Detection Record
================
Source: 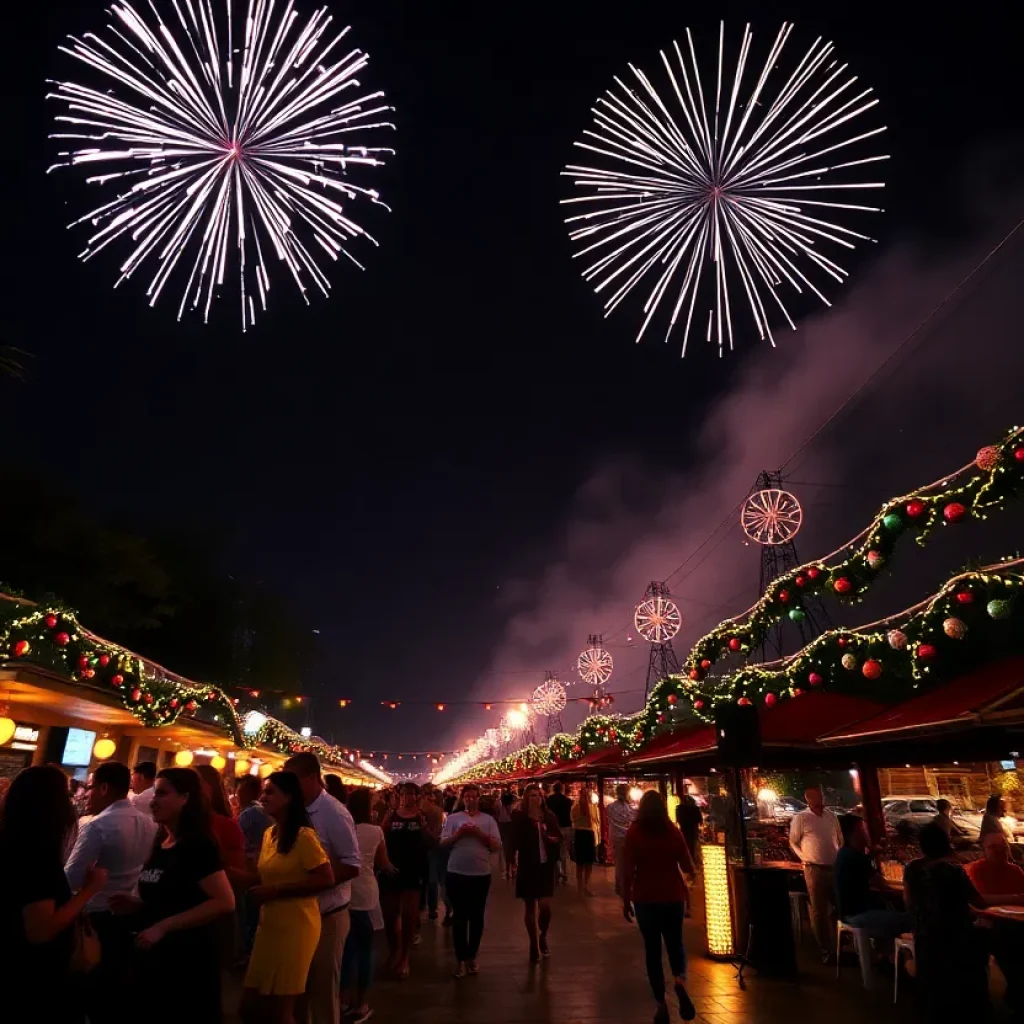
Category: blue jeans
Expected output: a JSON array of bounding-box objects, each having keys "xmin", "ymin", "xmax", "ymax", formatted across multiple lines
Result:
[
  {"xmin": 340, "ymin": 909, "xmax": 374, "ymax": 998},
  {"xmin": 420, "ymin": 849, "xmax": 440, "ymax": 914},
  {"xmin": 634, "ymin": 902, "xmax": 687, "ymax": 1001},
  {"xmin": 844, "ymin": 909, "xmax": 912, "ymax": 936}
]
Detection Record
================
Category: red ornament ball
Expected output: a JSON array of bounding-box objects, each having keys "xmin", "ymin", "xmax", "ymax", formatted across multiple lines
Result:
[
  {"xmin": 862, "ymin": 659, "xmax": 883, "ymax": 680},
  {"xmin": 608, "ymin": 729, "xmax": 617, "ymax": 741},
  {"xmin": 795, "ymin": 575, "xmax": 806, "ymax": 588},
  {"xmin": 81, "ymin": 668, "xmax": 95, "ymax": 680},
  {"xmin": 778, "ymin": 589, "xmax": 790, "ymax": 603},
  {"xmin": 78, "ymin": 654, "xmax": 90, "ymax": 669},
  {"xmin": 807, "ymin": 567, "xmax": 822, "ymax": 580},
  {"xmin": 169, "ymin": 698, "xmax": 179, "ymax": 709},
  {"xmin": 792, "ymin": 688, "xmax": 805, "ymax": 697},
  {"xmin": 808, "ymin": 672, "xmax": 824, "ymax": 687},
  {"xmin": 833, "ymin": 577, "xmax": 853, "ymax": 595},
  {"xmin": 45, "ymin": 614, "xmax": 58, "ymax": 629},
  {"xmin": 837, "ymin": 637, "xmax": 849, "ymax": 648},
  {"xmin": 98, "ymin": 654, "xmax": 110, "ymax": 667},
  {"xmin": 688, "ymin": 668, "xmax": 701, "ymax": 681},
  {"xmin": 1014, "ymin": 447, "xmax": 1024, "ymax": 464},
  {"xmin": 906, "ymin": 499, "xmax": 927, "ymax": 519},
  {"xmin": 143, "ymin": 693, "xmax": 154, "ymax": 705},
  {"xmin": 693, "ymin": 700, "xmax": 704, "ymax": 711},
  {"xmin": 737, "ymin": 697, "xmax": 752, "ymax": 706},
  {"xmin": 572, "ymin": 744, "xmax": 582, "ymax": 754},
  {"xmin": 976, "ymin": 445, "xmax": 1001, "ymax": 471},
  {"xmin": 130, "ymin": 688, "xmax": 141, "ymax": 702},
  {"xmin": 764, "ymin": 692, "xmax": 777, "ymax": 708},
  {"xmin": 111, "ymin": 673, "xmax": 124, "ymax": 686},
  {"xmin": 916, "ymin": 643, "xmax": 938, "ymax": 661},
  {"xmin": 728, "ymin": 637, "xmax": 742, "ymax": 652},
  {"xmin": 700, "ymin": 659, "xmax": 711, "ymax": 670},
  {"xmin": 185, "ymin": 699, "xmax": 198, "ymax": 712},
  {"xmin": 656, "ymin": 714, "xmax": 665, "ymax": 724},
  {"xmin": 12, "ymin": 639, "xmax": 30, "ymax": 657},
  {"xmin": 943, "ymin": 502, "xmax": 967, "ymax": 524},
  {"xmin": 955, "ymin": 590, "xmax": 974, "ymax": 605},
  {"xmin": 54, "ymin": 632, "xmax": 70, "ymax": 647},
  {"xmin": 667, "ymin": 693, "xmax": 678, "ymax": 706}
]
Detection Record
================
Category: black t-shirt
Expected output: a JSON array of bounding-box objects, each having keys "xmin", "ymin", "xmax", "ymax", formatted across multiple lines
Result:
[
  {"xmin": 0, "ymin": 844, "xmax": 76, "ymax": 1017},
  {"xmin": 547, "ymin": 793, "xmax": 573, "ymax": 829},
  {"xmin": 383, "ymin": 813, "xmax": 429, "ymax": 888},
  {"xmin": 835, "ymin": 846, "xmax": 882, "ymax": 920},
  {"xmin": 138, "ymin": 834, "xmax": 222, "ymax": 949}
]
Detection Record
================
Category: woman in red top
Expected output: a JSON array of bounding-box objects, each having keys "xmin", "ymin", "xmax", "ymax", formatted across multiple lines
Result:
[{"xmin": 622, "ymin": 791, "xmax": 696, "ymax": 1024}]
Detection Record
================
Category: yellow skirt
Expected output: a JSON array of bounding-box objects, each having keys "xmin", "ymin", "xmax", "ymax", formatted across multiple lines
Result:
[{"xmin": 243, "ymin": 897, "xmax": 322, "ymax": 996}]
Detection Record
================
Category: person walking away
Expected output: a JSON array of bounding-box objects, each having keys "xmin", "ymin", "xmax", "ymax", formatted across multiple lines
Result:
[
  {"xmin": 511, "ymin": 784, "xmax": 562, "ymax": 962},
  {"xmin": 130, "ymin": 761, "xmax": 157, "ymax": 816},
  {"xmin": 966, "ymin": 833, "xmax": 1024, "ymax": 1015},
  {"xmin": 676, "ymin": 795, "xmax": 703, "ymax": 916},
  {"xmin": 0, "ymin": 764, "xmax": 109, "ymax": 1023},
  {"xmin": 441, "ymin": 784, "xmax": 501, "ymax": 977},
  {"xmin": 379, "ymin": 782, "xmax": 432, "ymax": 979},
  {"xmin": 546, "ymin": 782, "xmax": 574, "ymax": 886},
  {"xmin": 496, "ymin": 787, "xmax": 516, "ymax": 879},
  {"xmin": 980, "ymin": 794, "xmax": 1015, "ymax": 842},
  {"xmin": 420, "ymin": 787, "xmax": 444, "ymax": 924},
  {"xmin": 904, "ymin": 823, "xmax": 989, "ymax": 1021},
  {"xmin": 789, "ymin": 785, "xmax": 841, "ymax": 962},
  {"xmin": 236, "ymin": 773, "xmax": 270, "ymax": 955},
  {"xmin": 109, "ymin": 767, "xmax": 235, "ymax": 1024},
  {"xmin": 342, "ymin": 788, "xmax": 398, "ymax": 1023},
  {"xmin": 238, "ymin": 771, "xmax": 334, "ymax": 1024},
  {"xmin": 607, "ymin": 784, "xmax": 636, "ymax": 897},
  {"xmin": 65, "ymin": 760, "xmax": 157, "ymax": 1024},
  {"xmin": 622, "ymin": 791, "xmax": 697, "ymax": 1024},
  {"xmin": 571, "ymin": 786, "xmax": 601, "ymax": 897},
  {"xmin": 283, "ymin": 753, "xmax": 361, "ymax": 1024}
]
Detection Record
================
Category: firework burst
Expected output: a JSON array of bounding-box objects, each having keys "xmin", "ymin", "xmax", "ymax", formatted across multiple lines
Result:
[
  {"xmin": 48, "ymin": 0, "xmax": 395, "ymax": 329},
  {"xmin": 562, "ymin": 22, "xmax": 887, "ymax": 356}
]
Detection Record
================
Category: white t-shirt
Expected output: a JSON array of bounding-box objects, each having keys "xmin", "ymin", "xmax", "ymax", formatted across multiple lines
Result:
[
  {"xmin": 131, "ymin": 786, "xmax": 156, "ymax": 816},
  {"xmin": 351, "ymin": 823, "xmax": 384, "ymax": 912},
  {"xmin": 789, "ymin": 808, "xmax": 842, "ymax": 866},
  {"xmin": 441, "ymin": 811, "xmax": 501, "ymax": 876}
]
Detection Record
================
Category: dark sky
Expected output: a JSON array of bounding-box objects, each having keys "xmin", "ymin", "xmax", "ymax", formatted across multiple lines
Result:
[{"xmin": 5, "ymin": 1, "xmax": 1024, "ymax": 767}]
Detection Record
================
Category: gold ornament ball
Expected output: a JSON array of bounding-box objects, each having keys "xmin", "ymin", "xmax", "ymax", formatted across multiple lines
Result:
[
  {"xmin": 943, "ymin": 617, "xmax": 967, "ymax": 640},
  {"xmin": 887, "ymin": 629, "xmax": 908, "ymax": 650},
  {"xmin": 841, "ymin": 653, "xmax": 858, "ymax": 671}
]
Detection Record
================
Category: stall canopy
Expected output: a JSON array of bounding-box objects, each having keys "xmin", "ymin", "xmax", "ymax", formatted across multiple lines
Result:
[
  {"xmin": 626, "ymin": 724, "xmax": 717, "ymax": 767},
  {"xmin": 822, "ymin": 656, "xmax": 1024, "ymax": 745},
  {"xmin": 550, "ymin": 746, "xmax": 627, "ymax": 777},
  {"xmin": 759, "ymin": 692, "xmax": 883, "ymax": 746}
]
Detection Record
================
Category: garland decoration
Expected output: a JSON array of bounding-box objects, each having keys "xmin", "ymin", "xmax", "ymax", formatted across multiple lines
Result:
[{"xmin": 683, "ymin": 426, "xmax": 1024, "ymax": 678}]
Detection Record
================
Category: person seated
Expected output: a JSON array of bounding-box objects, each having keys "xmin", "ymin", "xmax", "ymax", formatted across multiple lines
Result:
[
  {"xmin": 834, "ymin": 814, "xmax": 911, "ymax": 936},
  {"xmin": 931, "ymin": 799, "xmax": 967, "ymax": 840},
  {"xmin": 966, "ymin": 833, "xmax": 1024, "ymax": 905}
]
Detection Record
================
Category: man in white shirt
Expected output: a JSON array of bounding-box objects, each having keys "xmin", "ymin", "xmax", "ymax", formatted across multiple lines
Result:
[
  {"xmin": 285, "ymin": 752, "xmax": 361, "ymax": 1024},
  {"xmin": 789, "ymin": 785, "xmax": 842, "ymax": 961},
  {"xmin": 65, "ymin": 760, "xmax": 157, "ymax": 1023},
  {"xmin": 606, "ymin": 784, "xmax": 636, "ymax": 896},
  {"xmin": 129, "ymin": 760, "xmax": 157, "ymax": 816}
]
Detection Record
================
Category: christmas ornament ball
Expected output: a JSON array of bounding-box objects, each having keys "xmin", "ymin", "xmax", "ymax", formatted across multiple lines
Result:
[
  {"xmin": 887, "ymin": 629, "xmax": 908, "ymax": 651},
  {"xmin": 789, "ymin": 607, "xmax": 807, "ymax": 623},
  {"xmin": 667, "ymin": 693, "xmax": 678, "ymax": 706},
  {"xmin": 13, "ymin": 639, "xmax": 30, "ymax": 657},
  {"xmin": 807, "ymin": 567, "xmax": 822, "ymax": 580},
  {"xmin": 867, "ymin": 550, "xmax": 885, "ymax": 570},
  {"xmin": 833, "ymin": 576, "xmax": 853, "ymax": 595},
  {"xmin": 882, "ymin": 513, "xmax": 903, "ymax": 531},
  {"xmin": 688, "ymin": 668, "xmax": 701, "ymax": 681},
  {"xmin": 841, "ymin": 653, "xmax": 858, "ymax": 671},
  {"xmin": 764, "ymin": 692, "xmax": 777, "ymax": 708},
  {"xmin": 55, "ymin": 632, "xmax": 70, "ymax": 646},
  {"xmin": 808, "ymin": 671, "xmax": 824, "ymax": 687},
  {"xmin": 737, "ymin": 697, "xmax": 752, "ymax": 706},
  {"xmin": 955, "ymin": 590, "xmax": 974, "ymax": 605},
  {"xmin": 700, "ymin": 659, "xmax": 712, "ymax": 670},
  {"xmin": 943, "ymin": 502, "xmax": 967, "ymax": 524},
  {"xmin": 728, "ymin": 637, "xmax": 742, "ymax": 652},
  {"xmin": 976, "ymin": 445, "xmax": 1000, "ymax": 471},
  {"xmin": 905, "ymin": 499, "xmax": 927, "ymax": 519},
  {"xmin": 943, "ymin": 617, "xmax": 967, "ymax": 639},
  {"xmin": 917, "ymin": 643, "xmax": 938, "ymax": 661},
  {"xmin": 862, "ymin": 658, "xmax": 883, "ymax": 680},
  {"xmin": 45, "ymin": 614, "xmax": 58, "ymax": 628},
  {"xmin": 987, "ymin": 599, "xmax": 1013, "ymax": 621},
  {"xmin": 1014, "ymin": 446, "xmax": 1024, "ymax": 464},
  {"xmin": 693, "ymin": 700, "xmax": 704, "ymax": 711}
]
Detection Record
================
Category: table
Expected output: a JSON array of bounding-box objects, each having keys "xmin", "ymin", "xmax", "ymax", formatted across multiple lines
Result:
[{"xmin": 976, "ymin": 905, "xmax": 1024, "ymax": 923}]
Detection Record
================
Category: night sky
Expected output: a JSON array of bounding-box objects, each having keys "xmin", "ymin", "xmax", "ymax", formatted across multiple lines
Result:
[{"xmin": 5, "ymin": 1, "xmax": 1024, "ymax": 768}]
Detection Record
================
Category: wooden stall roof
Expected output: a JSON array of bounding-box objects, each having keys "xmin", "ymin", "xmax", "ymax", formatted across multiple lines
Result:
[{"xmin": 821, "ymin": 657, "xmax": 1024, "ymax": 745}]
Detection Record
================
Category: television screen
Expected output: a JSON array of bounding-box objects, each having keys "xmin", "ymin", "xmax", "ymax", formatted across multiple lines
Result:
[
  {"xmin": 62, "ymin": 728, "xmax": 96, "ymax": 767},
  {"xmin": 1000, "ymin": 760, "xmax": 1017, "ymax": 771}
]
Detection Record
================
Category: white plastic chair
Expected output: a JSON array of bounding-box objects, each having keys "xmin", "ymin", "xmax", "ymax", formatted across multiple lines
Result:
[
  {"xmin": 893, "ymin": 934, "xmax": 914, "ymax": 1004},
  {"xmin": 836, "ymin": 920, "xmax": 875, "ymax": 989}
]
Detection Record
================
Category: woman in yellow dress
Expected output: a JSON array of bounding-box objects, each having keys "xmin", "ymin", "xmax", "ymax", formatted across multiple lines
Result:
[{"xmin": 240, "ymin": 771, "xmax": 334, "ymax": 1024}]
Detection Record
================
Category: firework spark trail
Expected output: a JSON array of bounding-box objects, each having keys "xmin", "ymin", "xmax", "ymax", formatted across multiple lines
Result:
[
  {"xmin": 48, "ymin": 0, "xmax": 395, "ymax": 329},
  {"xmin": 561, "ymin": 22, "xmax": 888, "ymax": 357}
]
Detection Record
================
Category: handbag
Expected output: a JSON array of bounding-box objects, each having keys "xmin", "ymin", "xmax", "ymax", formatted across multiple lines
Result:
[{"xmin": 70, "ymin": 914, "xmax": 102, "ymax": 975}]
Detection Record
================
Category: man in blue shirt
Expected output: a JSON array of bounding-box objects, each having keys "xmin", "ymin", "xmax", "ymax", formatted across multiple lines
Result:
[
  {"xmin": 65, "ymin": 760, "xmax": 157, "ymax": 1023},
  {"xmin": 834, "ymin": 814, "xmax": 910, "ymax": 935}
]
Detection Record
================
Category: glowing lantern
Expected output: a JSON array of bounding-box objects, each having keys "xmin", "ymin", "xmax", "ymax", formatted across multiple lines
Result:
[
  {"xmin": 174, "ymin": 749, "xmax": 194, "ymax": 767},
  {"xmin": 259, "ymin": 762, "xmax": 274, "ymax": 778},
  {"xmin": 210, "ymin": 754, "xmax": 226, "ymax": 771},
  {"xmin": 234, "ymin": 759, "xmax": 251, "ymax": 776},
  {"xmin": 93, "ymin": 737, "xmax": 117, "ymax": 760},
  {"xmin": 702, "ymin": 844, "xmax": 735, "ymax": 956},
  {"xmin": 0, "ymin": 717, "xmax": 15, "ymax": 746}
]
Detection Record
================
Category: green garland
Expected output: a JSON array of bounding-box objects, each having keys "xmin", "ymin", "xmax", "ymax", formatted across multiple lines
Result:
[
  {"xmin": 0, "ymin": 599, "xmax": 244, "ymax": 744},
  {"xmin": 683, "ymin": 426, "xmax": 1024, "ymax": 678}
]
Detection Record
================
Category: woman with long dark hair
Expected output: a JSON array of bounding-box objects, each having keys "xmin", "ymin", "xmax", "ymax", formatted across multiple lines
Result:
[
  {"xmin": 109, "ymin": 767, "xmax": 235, "ymax": 1023},
  {"xmin": 622, "ymin": 791, "xmax": 696, "ymax": 1023},
  {"xmin": 0, "ymin": 765, "xmax": 108, "ymax": 1022},
  {"xmin": 510, "ymin": 784, "xmax": 562, "ymax": 961},
  {"xmin": 195, "ymin": 763, "xmax": 246, "ymax": 877},
  {"xmin": 239, "ymin": 771, "xmax": 333, "ymax": 1024}
]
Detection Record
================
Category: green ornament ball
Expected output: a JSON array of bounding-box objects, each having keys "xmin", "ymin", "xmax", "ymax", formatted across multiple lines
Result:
[
  {"xmin": 788, "ymin": 607, "xmax": 807, "ymax": 623},
  {"xmin": 987, "ymin": 599, "xmax": 1013, "ymax": 621},
  {"xmin": 882, "ymin": 513, "xmax": 903, "ymax": 531}
]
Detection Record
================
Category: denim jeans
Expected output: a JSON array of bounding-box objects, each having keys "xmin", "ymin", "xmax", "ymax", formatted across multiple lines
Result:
[
  {"xmin": 420, "ymin": 849, "xmax": 440, "ymax": 915},
  {"xmin": 844, "ymin": 908, "xmax": 912, "ymax": 936},
  {"xmin": 634, "ymin": 901, "xmax": 686, "ymax": 1001},
  {"xmin": 340, "ymin": 909, "xmax": 375, "ymax": 997},
  {"xmin": 446, "ymin": 872, "xmax": 491, "ymax": 962}
]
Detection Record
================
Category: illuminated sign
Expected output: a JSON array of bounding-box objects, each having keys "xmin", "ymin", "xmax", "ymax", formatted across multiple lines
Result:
[
  {"xmin": 701, "ymin": 844, "xmax": 735, "ymax": 957},
  {"xmin": 14, "ymin": 726, "xmax": 39, "ymax": 743}
]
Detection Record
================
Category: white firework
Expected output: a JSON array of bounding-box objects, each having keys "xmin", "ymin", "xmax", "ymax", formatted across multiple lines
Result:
[
  {"xmin": 48, "ymin": 0, "xmax": 394, "ymax": 329},
  {"xmin": 577, "ymin": 643, "xmax": 613, "ymax": 686},
  {"xmin": 741, "ymin": 488, "xmax": 803, "ymax": 545},
  {"xmin": 562, "ymin": 22, "xmax": 887, "ymax": 355},
  {"xmin": 531, "ymin": 677, "xmax": 568, "ymax": 717}
]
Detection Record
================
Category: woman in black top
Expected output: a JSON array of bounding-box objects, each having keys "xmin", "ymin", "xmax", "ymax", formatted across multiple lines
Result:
[
  {"xmin": 0, "ymin": 765, "xmax": 108, "ymax": 1023},
  {"xmin": 110, "ymin": 767, "xmax": 234, "ymax": 1023},
  {"xmin": 510, "ymin": 785, "xmax": 562, "ymax": 961},
  {"xmin": 380, "ymin": 782, "xmax": 432, "ymax": 978}
]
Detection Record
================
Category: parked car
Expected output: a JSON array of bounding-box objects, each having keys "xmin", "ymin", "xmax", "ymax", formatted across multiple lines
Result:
[
  {"xmin": 770, "ymin": 796, "xmax": 807, "ymax": 821},
  {"xmin": 882, "ymin": 796, "xmax": 982, "ymax": 838}
]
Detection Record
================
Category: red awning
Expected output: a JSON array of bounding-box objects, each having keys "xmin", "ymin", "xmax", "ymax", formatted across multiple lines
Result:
[
  {"xmin": 760, "ymin": 692, "xmax": 883, "ymax": 745},
  {"xmin": 546, "ymin": 746, "xmax": 627, "ymax": 777},
  {"xmin": 822, "ymin": 657, "xmax": 1024, "ymax": 744},
  {"xmin": 626, "ymin": 724, "xmax": 717, "ymax": 766}
]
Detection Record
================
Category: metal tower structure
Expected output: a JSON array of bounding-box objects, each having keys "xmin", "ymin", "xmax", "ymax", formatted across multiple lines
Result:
[{"xmin": 637, "ymin": 582, "xmax": 683, "ymax": 698}]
